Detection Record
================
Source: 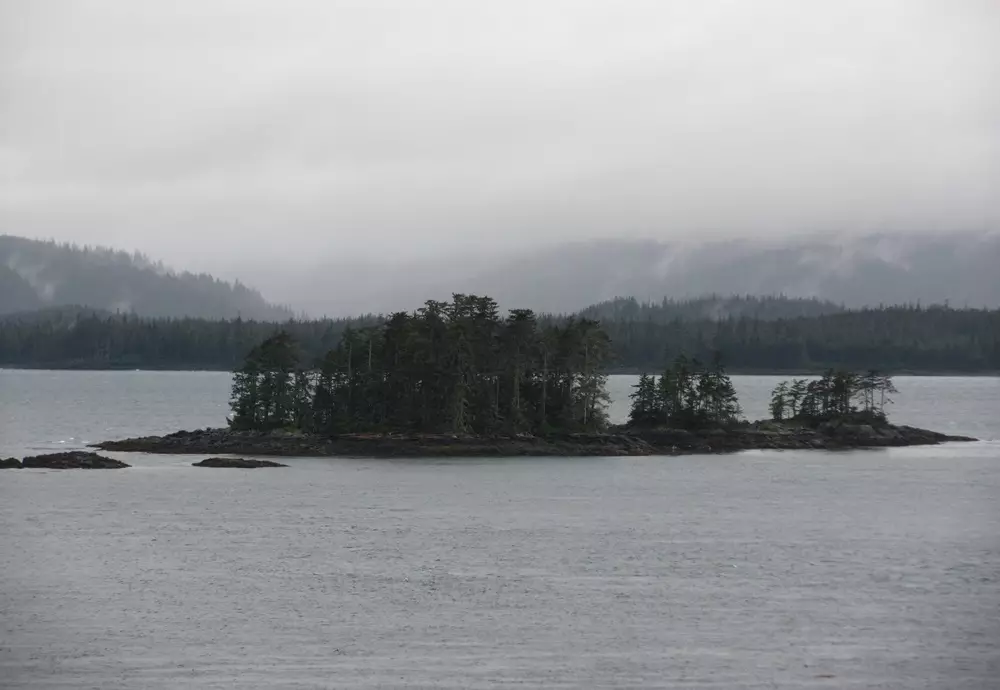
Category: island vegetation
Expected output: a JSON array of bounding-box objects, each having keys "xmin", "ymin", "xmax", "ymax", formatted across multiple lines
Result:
[
  {"xmin": 626, "ymin": 354, "xmax": 743, "ymax": 429},
  {"xmin": 228, "ymin": 294, "xmax": 612, "ymax": 435},
  {"xmin": 767, "ymin": 370, "xmax": 898, "ymax": 424}
]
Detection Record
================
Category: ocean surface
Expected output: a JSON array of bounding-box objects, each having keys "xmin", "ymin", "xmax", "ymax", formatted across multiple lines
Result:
[{"xmin": 1, "ymin": 371, "xmax": 998, "ymax": 688}]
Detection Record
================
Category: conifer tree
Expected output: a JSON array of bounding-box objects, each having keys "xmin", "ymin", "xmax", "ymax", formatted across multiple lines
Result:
[
  {"xmin": 770, "ymin": 381, "xmax": 790, "ymax": 421},
  {"xmin": 628, "ymin": 373, "xmax": 661, "ymax": 427},
  {"xmin": 787, "ymin": 379, "xmax": 808, "ymax": 417},
  {"xmin": 227, "ymin": 294, "xmax": 616, "ymax": 436},
  {"xmin": 229, "ymin": 331, "xmax": 302, "ymax": 430}
]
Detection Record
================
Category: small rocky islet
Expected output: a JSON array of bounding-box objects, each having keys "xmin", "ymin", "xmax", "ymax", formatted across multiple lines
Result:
[
  {"xmin": 94, "ymin": 419, "xmax": 976, "ymax": 459},
  {"xmin": 193, "ymin": 457, "xmax": 288, "ymax": 468},
  {"xmin": 1, "ymin": 451, "xmax": 131, "ymax": 469},
  {"xmin": 1, "ymin": 452, "xmax": 288, "ymax": 469}
]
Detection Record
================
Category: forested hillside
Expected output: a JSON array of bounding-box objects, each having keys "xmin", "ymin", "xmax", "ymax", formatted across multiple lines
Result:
[
  {"xmin": 599, "ymin": 306, "xmax": 1000, "ymax": 372},
  {"xmin": 267, "ymin": 231, "xmax": 1000, "ymax": 316},
  {"xmin": 0, "ymin": 235, "xmax": 292, "ymax": 320},
  {"xmin": 576, "ymin": 295, "xmax": 844, "ymax": 323},
  {"xmin": 1, "ymin": 299, "xmax": 997, "ymax": 373}
]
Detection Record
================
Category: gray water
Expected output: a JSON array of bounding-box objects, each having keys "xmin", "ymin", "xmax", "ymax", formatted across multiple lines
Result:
[{"xmin": 1, "ymin": 372, "xmax": 999, "ymax": 688}]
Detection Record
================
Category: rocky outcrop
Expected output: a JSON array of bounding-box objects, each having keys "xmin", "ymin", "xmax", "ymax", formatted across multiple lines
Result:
[
  {"xmin": 0, "ymin": 457, "xmax": 22, "ymax": 469},
  {"xmin": 98, "ymin": 429, "xmax": 657, "ymax": 457},
  {"xmin": 94, "ymin": 421, "xmax": 976, "ymax": 459},
  {"xmin": 193, "ymin": 457, "xmax": 288, "ymax": 468},
  {"xmin": 21, "ymin": 451, "xmax": 130, "ymax": 469},
  {"xmin": 628, "ymin": 421, "xmax": 975, "ymax": 454}
]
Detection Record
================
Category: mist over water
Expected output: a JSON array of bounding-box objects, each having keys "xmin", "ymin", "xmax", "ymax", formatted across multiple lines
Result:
[
  {"xmin": 2, "ymin": 372, "xmax": 999, "ymax": 687},
  {"xmin": 3, "ymin": 1, "xmax": 998, "ymax": 684}
]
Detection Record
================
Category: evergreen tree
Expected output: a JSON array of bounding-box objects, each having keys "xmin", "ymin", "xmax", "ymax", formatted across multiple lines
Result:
[
  {"xmin": 229, "ymin": 331, "xmax": 302, "ymax": 430},
  {"xmin": 503, "ymin": 309, "xmax": 539, "ymax": 433},
  {"xmin": 876, "ymin": 373, "xmax": 898, "ymax": 415},
  {"xmin": 627, "ymin": 373, "xmax": 661, "ymax": 427},
  {"xmin": 696, "ymin": 352, "xmax": 743, "ymax": 426},
  {"xmin": 787, "ymin": 379, "xmax": 808, "ymax": 417},
  {"xmin": 225, "ymin": 294, "xmax": 616, "ymax": 436},
  {"xmin": 772, "ymin": 369, "xmax": 899, "ymax": 424},
  {"xmin": 770, "ymin": 381, "xmax": 790, "ymax": 421}
]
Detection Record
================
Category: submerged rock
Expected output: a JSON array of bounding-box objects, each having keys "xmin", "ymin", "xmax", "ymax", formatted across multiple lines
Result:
[
  {"xmin": 1, "ymin": 457, "xmax": 22, "ymax": 469},
  {"xmin": 21, "ymin": 451, "xmax": 129, "ymax": 469},
  {"xmin": 193, "ymin": 457, "xmax": 288, "ymax": 468}
]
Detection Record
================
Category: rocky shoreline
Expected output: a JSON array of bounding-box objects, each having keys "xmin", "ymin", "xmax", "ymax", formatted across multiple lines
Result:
[
  {"xmin": 1, "ymin": 451, "xmax": 131, "ymax": 469},
  {"xmin": 93, "ymin": 420, "xmax": 977, "ymax": 459}
]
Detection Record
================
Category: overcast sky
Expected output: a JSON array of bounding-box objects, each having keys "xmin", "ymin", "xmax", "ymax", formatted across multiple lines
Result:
[{"xmin": 1, "ymin": 0, "xmax": 998, "ymax": 273}]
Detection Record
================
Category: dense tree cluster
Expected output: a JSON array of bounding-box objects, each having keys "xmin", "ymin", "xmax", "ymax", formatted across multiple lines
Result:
[
  {"xmin": 229, "ymin": 294, "xmax": 613, "ymax": 434},
  {"xmin": 627, "ymin": 354, "xmax": 743, "ymax": 429},
  {"xmin": 769, "ymin": 371, "xmax": 898, "ymax": 423},
  {"xmin": 1, "ymin": 301, "xmax": 998, "ymax": 373}
]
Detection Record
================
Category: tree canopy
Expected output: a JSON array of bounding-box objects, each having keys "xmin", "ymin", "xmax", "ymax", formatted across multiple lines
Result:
[
  {"xmin": 769, "ymin": 370, "xmax": 898, "ymax": 425},
  {"xmin": 627, "ymin": 354, "xmax": 743, "ymax": 429},
  {"xmin": 229, "ymin": 294, "xmax": 613, "ymax": 435}
]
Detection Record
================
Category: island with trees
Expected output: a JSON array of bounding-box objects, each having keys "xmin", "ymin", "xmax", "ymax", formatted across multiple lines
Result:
[{"xmin": 93, "ymin": 293, "xmax": 976, "ymax": 458}]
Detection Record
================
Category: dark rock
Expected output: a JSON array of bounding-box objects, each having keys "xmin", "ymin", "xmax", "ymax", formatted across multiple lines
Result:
[
  {"xmin": 21, "ymin": 451, "xmax": 129, "ymax": 469},
  {"xmin": 193, "ymin": 457, "xmax": 288, "ymax": 468},
  {"xmin": 96, "ymin": 420, "xmax": 977, "ymax": 460},
  {"xmin": 1, "ymin": 457, "xmax": 22, "ymax": 469}
]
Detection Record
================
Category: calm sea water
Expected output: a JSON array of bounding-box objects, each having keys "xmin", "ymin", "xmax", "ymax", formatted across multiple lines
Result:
[{"xmin": 1, "ymin": 371, "xmax": 999, "ymax": 688}]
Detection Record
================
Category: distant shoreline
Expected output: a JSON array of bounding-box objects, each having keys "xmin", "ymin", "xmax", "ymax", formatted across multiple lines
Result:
[
  {"xmin": 604, "ymin": 367, "xmax": 1000, "ymax": 377},
  {"xmin": 4, "ymin": 364, "xmax": 998, "ymax": 377}
]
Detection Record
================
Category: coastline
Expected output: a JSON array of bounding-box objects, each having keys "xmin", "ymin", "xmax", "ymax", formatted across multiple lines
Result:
[
  {"xmin": 4, "ymin": 364, "xmax": 997, "ymax": 377},
  {"xmin": 94, "ymin": 422, "xmax": 977, "ymax": 459}
]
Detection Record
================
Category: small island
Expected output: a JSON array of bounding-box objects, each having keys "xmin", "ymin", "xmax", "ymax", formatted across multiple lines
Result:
[
  {"xmin": 94, "ymin": 294, "xmax": 976, "ymax": 458},
  {"xmin": 12, "ymin": 451, "xmax": 131, "ymax": 469},
  {"xmin": 193, "ymin": 457, "xmax": 288, "ymax": 468}
]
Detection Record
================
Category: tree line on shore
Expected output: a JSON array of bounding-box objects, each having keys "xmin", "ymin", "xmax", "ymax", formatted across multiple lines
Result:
[
  {"xmin": 1, "ymin": 301, "xmax": 997, "ymax": 373},
  {"xmin": 229, "ymin": 294, "xmax": 612, "ymax": 434}
]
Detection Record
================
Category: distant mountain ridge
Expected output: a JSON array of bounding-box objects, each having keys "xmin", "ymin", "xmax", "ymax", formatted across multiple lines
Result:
[
  {"xmin": 0, "ymin": 235, "xmax": 292, "ymax": 320},
  {"xmin": 448, "ymin": 232, "xmax": 1000, "ymax": 315},
  {"xmin": 4, "ymin": 231, "xmax": 996, "ymax": 320},
  {"xmin": 261, "ymin": 231, "xmax": 1000, "ymax": 316}
]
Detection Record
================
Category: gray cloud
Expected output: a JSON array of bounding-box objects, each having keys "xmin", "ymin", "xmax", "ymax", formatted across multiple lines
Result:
[{"xmin": 1, "ymin": 0, "xmax": 998, "ymax": 275}]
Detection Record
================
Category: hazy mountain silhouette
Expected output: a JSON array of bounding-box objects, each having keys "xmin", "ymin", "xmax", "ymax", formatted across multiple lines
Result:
[
  {"xmin": 5, "ymin": 231, "xmax": 996, "ymax": 320},
  {"xmin": 265, "ymin": 231, "xmax": 1000, "ymax": 316},
  {"xmin": 0, "ymin": 236, "xmax": 293, "ymax": 319}
]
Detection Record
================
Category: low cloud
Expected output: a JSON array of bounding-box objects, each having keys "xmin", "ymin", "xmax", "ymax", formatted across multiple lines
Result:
[{"xmin": 1, "ymin": 0, "xmax": 997, "ymax": 274}]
